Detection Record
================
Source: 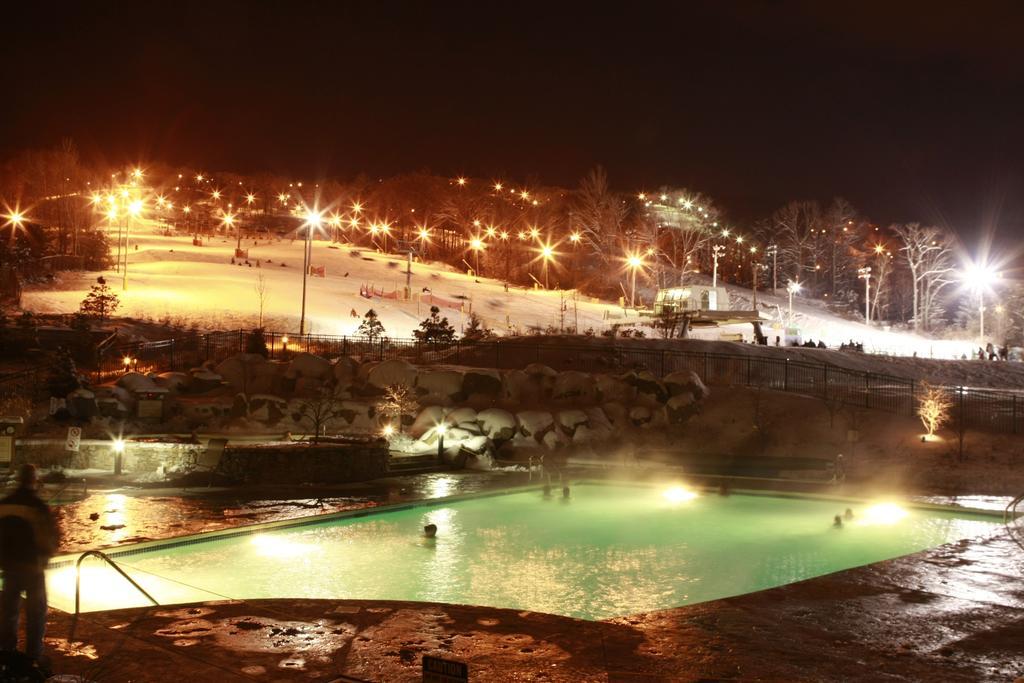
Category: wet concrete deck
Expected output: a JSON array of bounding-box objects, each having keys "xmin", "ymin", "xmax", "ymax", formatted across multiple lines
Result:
[{"xmin": 41, "ymin": 529, "xmax": 1024, "ymax": 682}]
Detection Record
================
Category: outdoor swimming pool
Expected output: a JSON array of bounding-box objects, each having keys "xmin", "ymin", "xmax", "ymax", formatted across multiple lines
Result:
[{"xmin": 48, "ymin": 483, "xmax": 1000, "ymax": 620}]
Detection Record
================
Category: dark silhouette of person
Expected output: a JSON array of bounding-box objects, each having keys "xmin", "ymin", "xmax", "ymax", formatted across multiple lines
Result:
[{"xmin": 0, "ymin": 465, "xmax": 59, "ymax": 663}]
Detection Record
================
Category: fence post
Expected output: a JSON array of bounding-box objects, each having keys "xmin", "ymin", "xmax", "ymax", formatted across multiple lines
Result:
[
  {"xmin": 703, "ymin": 352, "xmax": 709, "ymax": 382},
  {"xmin": 660, "ymin": 350, "xmax": 666, "ymax": 377},
  {"xmin": 343, "ymin": 336, "xmax": 348, "ymax": 356},
  {"xmin": 205, "ymin": 334, "xmax": 211, "ymax": 362},
  {"xmin": 783, "ymin": 359, "xmax": 789, "ymax": 392},
  {"xmin": 823, "ymin": 364, "xmax": 829, "ymax": 400},
  {"xmin": 238, "ymin": 329, "xmax": 244, "ymax": 353},
  {"xmin": 379, "ymin": 338, "xmax": 384, "ymax": 361},
  {"xmin": 169, "ymin": 339, "xmax": 176, "ymax": 370},
  {"xmin": 864, "ymin": 372, "xmax": 870, "ymax": 408},
  {"xmin": 747, "ymin": 356, "xmax": 752, "ymax": 386},
  {"xmin": 909, "ymin": 381, "xmax": 915, "ymax": 417}
]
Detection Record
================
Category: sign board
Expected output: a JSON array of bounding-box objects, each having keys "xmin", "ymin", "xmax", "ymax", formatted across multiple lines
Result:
[
  {"xmin": 66, "ymin": 426, "xmax": 82, "ymax": 452},
  {"xmin": 309, "ymin": 264, "xmax": 326, "ymax": 278},
  {"xmin": 422, "ymin": 655, "xmax": 468, "ymax": 683},
  {"xmin": 138, "ymin": 399, "xmax": 164, "ymax": 420}
]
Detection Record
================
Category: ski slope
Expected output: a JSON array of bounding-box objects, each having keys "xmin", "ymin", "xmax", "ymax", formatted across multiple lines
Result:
[{"xmin": 22, "ymin": 220, "xmax": 979, "ymax": 359}]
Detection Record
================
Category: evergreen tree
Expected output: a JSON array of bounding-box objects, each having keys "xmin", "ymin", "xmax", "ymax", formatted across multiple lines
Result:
[
  {"xmin": 79, "ymin": 276, "xmax": 120, "ymax": 323},
  {"xmin": 414, "ymin": 306, "xmax": 456, "ymax": 344},
  {"xmin": 358, "ymin": 308, "xmax": 385, "ymax": 342},
  {"xmin": 245, "ymin": 328, "xmax": 269, "ymax": 357},
  {"xmin": 462, "ymin": 312, "xmax": 493, "ymax": 341},
  {"xmin": 47, "ymin": 347, "xmax": 81, "ymax": 398}
]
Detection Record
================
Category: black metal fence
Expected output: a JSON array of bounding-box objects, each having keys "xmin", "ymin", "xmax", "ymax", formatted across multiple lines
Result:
[{"xmin": 74, "ymin": 329, "xmax": 1024, "ymax": 435}]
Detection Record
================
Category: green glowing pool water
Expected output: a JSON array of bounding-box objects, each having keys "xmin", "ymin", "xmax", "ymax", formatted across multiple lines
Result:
[{"xmin": 49, "ymin": 484, "xmax": 999, "ymax": 619}]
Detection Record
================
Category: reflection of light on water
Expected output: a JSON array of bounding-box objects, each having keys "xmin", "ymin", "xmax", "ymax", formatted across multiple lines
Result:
[
  {"xmin": 859, "ymin": 503, "xmax": 908, "ymax": 525},
  {"xmin": 250, "ymin": 534, "xmax": 315, "ymax": 558},
  {"xmin": 428, "ymin": 476, "xmax": 458, "ymax": 499},
  {"xmin": 662, "ymin": 486, "xmax": 698, "ymax": 504}
]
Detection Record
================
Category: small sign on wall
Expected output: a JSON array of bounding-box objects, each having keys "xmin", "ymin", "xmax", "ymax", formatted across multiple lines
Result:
[{"xmin": 66, "ymin": 426, "xmax": 82, "ymax": 452}]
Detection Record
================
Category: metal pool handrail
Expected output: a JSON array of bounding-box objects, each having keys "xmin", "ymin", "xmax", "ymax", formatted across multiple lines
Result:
[
  {"xmin": 74, "ymin": 550, "xmax": 160, "ymax": 616},
  {"xmin": 1005, "ymin": 494, "xmax": 1024, "ymax": 552}
]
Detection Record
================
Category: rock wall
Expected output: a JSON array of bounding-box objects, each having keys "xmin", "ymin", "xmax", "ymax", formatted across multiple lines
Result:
[{"xmin": 219, "ymin": 442, "xmax": 388, "ymax": 484}]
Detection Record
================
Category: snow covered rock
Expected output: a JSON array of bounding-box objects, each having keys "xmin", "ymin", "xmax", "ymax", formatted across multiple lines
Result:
[
  {"xmin": 410, "ymin": 406, "xmax": 446, "ymax": 437},
  {"xmin": 332, "ymin": 356, "xmax": 359, "ymax": 386},
  {"xmin": 116, "ymin": 372, "xmax": 165, "ymax": 394},
  {"xmin": 664, "ymin": 370, "xmax": 709, "ymax": 401},
  {"xmin": 246, "ymin": 394, "xmax": 289, "ymax": 424},
  {"xmin": 555, "ymin": 409, "xmax": 589, "ymax": 435},
  {"xmin": 190, "ymin": 368, "xmax": 224, "ymax": 392},
  {"xmin": 416, "ymin": 369, "xmax": 464, "ymax": 404},
  {"xmin": 285, "ymin": 352, "xmax": 332, "ymax": 380},
  {"xmin": 154, "ymin": 371, "xmax": 191, "ymax": 393},
  {"xmin": 542, "ymin": 429, "xmax": 570, "ymax": 450},
  {"xmin": 502, "ymin": 370, "xmax": 541, "ymax": 405},
  {"xmin": 446, "ymin": 407, "xmax": 478, "ymax": 429},
  {"xmin": 583, "ymin": 406, "xmax": 613, "ymax": 432},
  {"xmin": 516, "ymin": 410, "xmax": 554, "ymax": 438},
  {"xmin": 523, "ymin": 363, "xmax": 557, "ymax": 395},
  {"xmin": 67, "ymin": 388, "xmax": 98, "ymax": 419},
  {"xmin": 367, "ymin": 359, "xmax": 419, "ymax": 390},
  {"xmin": 666, "ymin": 394, "xmax": 700, "ymax": 424},
  {"xmin": 551, "ymin": 371, "xmax": 596, "ymax": 404},
  {"xmin": 215, "ymin": 354, "xmax": 276, "ymax": 393},
  {"xmin": 477, "ymin": 408, "xmax": 517, "ymax": 442},
  {"xmin": 629, "ymin": 405, "xmax": 653, "ymax": 427},
  {"xmin": 619, "ymin": 371, "xmax": 667, "ymax": 408},
  {"xmin": 463, "ymin": 369, "xmax": 502, "ymax": 398},
  {"xmin": 595, "ymin": 374, "xmax": 635, "ymax": 404},
  {"xmin": 602, "ymin": 402, "xmax": 628, "ymax": 427}
]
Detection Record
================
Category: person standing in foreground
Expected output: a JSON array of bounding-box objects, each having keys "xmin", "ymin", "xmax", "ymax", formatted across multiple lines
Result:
[{"xmin": 0, "ymin": 464, "xmax": 59, "ymax": 662}]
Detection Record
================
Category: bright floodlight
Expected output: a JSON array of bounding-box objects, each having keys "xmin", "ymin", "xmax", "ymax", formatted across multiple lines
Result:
[
  {"xmin": 787, "ymin": 280, "xmax": 802, "ymax": 294},
  {"xmin": 435, "ymin": 423, "xmax": 448, "ymax": 435},
  {"xmin": 470, "ymin": 238, "xmax": 484, "ymax": 250},
  {"xmin": 540, "ymin": 245, "xmax": 554, "ymax": 260},
  {"xmin": 128, "ymin": 200, "xmax": 143, "ymax": 217},
  {"xmin": 304, "ymin": 209, "xmax": 323, "ymax": 228},
  {"xmin": 627, "ymin": 254, "xmax": 643, "ymax": 269},
  {"xmin": 569, "ymin": 232, "xmax": 581, "ymax": 243},
  {"xmin": 860, "ymin": 502, "xmax": 908, "ymax": 525},
  {"xmin": 662, "ymin": 486, "xmax": 697, "ymax": 504},
  {"xmin": 382, "ymin": 424, "xmax": 394, "ymax": 437},
  {"xmin": 6, "ymin": 211, "xmax": 25, "ymax": 227},
  {"xmin": 112, "ymin": 438, "xmax": 125, "ymax": 454},
  {"xmin": 963, "ymin": 261, "xmax": 999, "ymax": 292}
]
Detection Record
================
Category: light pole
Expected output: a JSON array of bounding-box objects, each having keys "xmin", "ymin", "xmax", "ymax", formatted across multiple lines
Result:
[
  {"xmin": 858, "ymin": 266, "xmax": 872, "ymax": 324},
  {"xmin": 766, "ymin": 244, "xmax": 778, "ymax": 295},
  {"xmin": 787, "ymin": 280, "xmax": 801, "ymax": 321},
  {"xmin": 123, "ymin": 200, "xmax": 142, "ymax": 291},
  {"xmin": 626, "ymin": 254, "xmax": 643, "ymax": 308},
  {"xmin": 299, "ymin": 208, "xmax": 322, "ymax": 336},
  {"xmin": 470, "ymin": 238, "xmax": 484, "ymax": 276},
  {"xmin": 540, "ymin": 244, "xmax": 554, "ymax": 289},
  {"xmin": 712, "ymin": 244, "xmax": 725, "ymax": 288},
  {"xmin": 963, "ymin": 261, "xmax": 999, "ymax": 343}
]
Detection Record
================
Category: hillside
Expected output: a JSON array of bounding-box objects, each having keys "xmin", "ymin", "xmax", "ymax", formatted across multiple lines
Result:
[{"xmin": 22, "ymin": 220, "xmax": 981, "ymax": 362}]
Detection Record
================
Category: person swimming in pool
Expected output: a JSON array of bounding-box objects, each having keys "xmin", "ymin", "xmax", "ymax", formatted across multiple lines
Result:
[{"xmin": 423, "ymin": 524, "xmax": 437, "ymax": 538}]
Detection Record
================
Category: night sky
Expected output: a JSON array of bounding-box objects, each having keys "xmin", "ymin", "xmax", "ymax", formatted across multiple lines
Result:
[{"xmin": 4, "ymin": 1, "xmax": 1024, "ymax": 241}]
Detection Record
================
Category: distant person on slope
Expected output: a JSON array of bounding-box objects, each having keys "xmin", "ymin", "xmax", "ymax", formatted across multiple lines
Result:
[{"xmin": 0, "ymin": 465, "xmax": 59, "ymax": 664}]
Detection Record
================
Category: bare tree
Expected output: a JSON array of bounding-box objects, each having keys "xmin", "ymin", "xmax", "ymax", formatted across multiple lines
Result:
[
  {"xmin": 917, "ymin": 381, "xmax": 952, "ymax": 437},
  {"xmin": 376, "ymin": 383, "xmax": 419, "ymax": 433},
  {"xmin": 772, "ymin": 201, "xmax": 821, "ymax": 291},
  {"xmin": 254, "ymin": 272, "xmax": 270, "ymax": 328},
  {"xmin": 892, "ymin": 223, "xmax": 954, "ymax": 332},
  {"xmin": 574, "ymin": 166, "xmax": 627, "ymax": 263},
  {"xmin": 294, "ymin": 387, "xmax": 346, "ymax": 444}
]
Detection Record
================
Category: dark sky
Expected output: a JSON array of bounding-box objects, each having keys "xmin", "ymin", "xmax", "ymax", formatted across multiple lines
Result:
[{"xmin": 4, "ymin": 1, "xmax": 1024, "ymax": 241}]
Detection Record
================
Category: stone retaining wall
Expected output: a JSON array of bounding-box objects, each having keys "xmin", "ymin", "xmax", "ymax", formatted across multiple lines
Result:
[{"xmin": 219, "ymin": 442, "xmax": 388, "ymax": 484}]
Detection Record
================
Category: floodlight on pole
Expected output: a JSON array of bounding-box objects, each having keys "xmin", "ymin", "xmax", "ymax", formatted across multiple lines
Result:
[
  {"xmin": 712, "ymin": 244, "xmax": 726, "ymax": 288},
  {"xmin": 962, "ymin": 261, "xmax": 1000, "ymax": 342},
  {"xmin": 786, "ymin": 280, "xmax": 802, "ymax": 320},
  {"xmin": 858, "ymin": 266, "xmax": 872, "ymax": 324},
  {"xmin": 626, "ymin": 253, "xmax": 644, "ymax": 308},
  {"xmin": 299, "ymin": 208, "xmax": 323, "ymax": 336}
]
